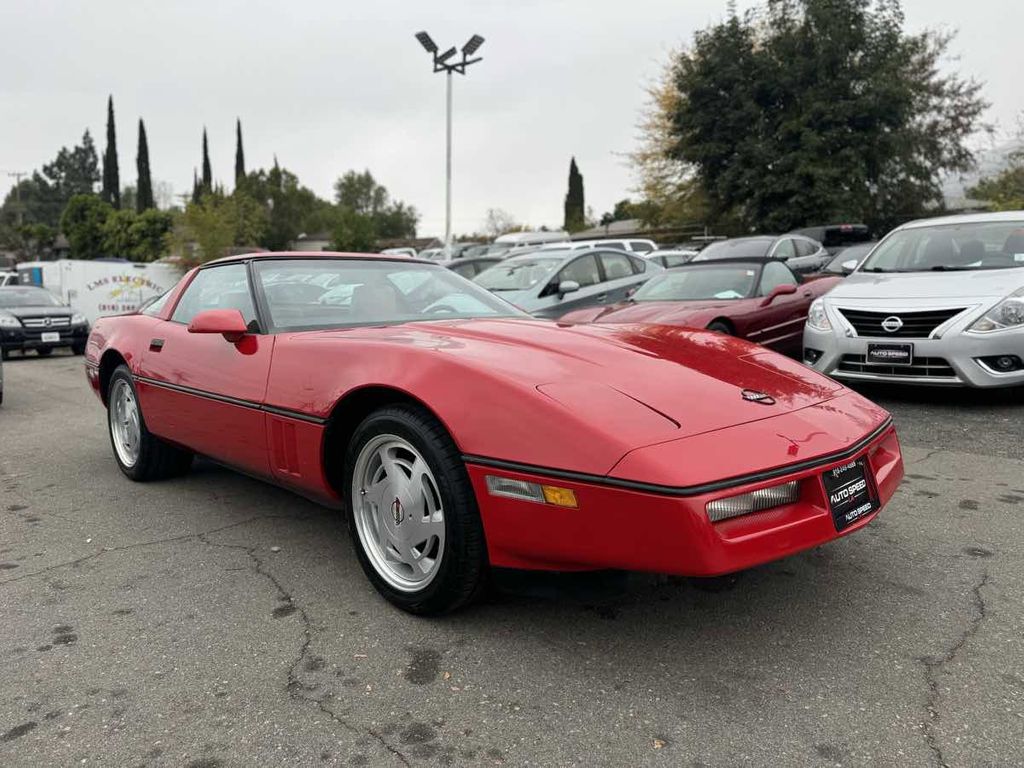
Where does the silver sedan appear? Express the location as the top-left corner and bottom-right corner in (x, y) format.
(803, 211), (1024, 387)
(473, 248), (663, 318)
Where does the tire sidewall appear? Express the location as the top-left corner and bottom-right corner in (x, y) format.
(343, 408), (485, 614)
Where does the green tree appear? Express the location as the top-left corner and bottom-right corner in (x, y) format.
(332, 170), (418, 241)
(101, 95), (121, 208)
(968, 149), (1024, 211)
(237, 164), (326, 250)
(129, 209), (173, 261)
(136, 119), (155, 212)
(170, 194), (234, 266)
(235, 118), (246, 184)
(330, 207), (377, 252)
(201, 128), (213, 193)
(60, 194), (113, 259)
(668, 0), (987, 233)
(563, 157), (585, 232)
(1, 131), (102, 229)
(101, 209), (137, 257)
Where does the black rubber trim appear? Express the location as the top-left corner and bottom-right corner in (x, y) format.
(463, 418), (893, 498)
(133, 375), (327, 425)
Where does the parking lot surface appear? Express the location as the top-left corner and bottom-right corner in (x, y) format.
(1, 354), (1022, 767)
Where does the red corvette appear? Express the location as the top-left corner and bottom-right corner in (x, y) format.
(561, 258), (840, 356)
(86, 253), (903, 614)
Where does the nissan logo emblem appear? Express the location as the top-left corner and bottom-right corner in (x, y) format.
(881, 316), (903, 333)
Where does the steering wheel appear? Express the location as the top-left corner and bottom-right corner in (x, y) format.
(424, 303), (459, 315)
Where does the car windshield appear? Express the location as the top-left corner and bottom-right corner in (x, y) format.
(692, 237), (774, 261)
(253, 259), (524, 331)
(860, 221), (1024, 272)
(633, 266), (758, 301)
(824, 243), (876, 273)
(474, 254), (565, 291)
(0, 287), (63, 308)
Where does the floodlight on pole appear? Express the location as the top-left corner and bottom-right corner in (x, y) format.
(413, 30), (485, 255)
(415, 31), (437, 54)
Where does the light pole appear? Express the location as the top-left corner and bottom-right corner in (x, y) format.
(414, 31), (485, 255)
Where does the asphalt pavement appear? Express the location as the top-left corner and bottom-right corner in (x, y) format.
(1, 353), (1022, 767)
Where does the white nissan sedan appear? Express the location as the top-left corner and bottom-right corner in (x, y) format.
(802, 211), (1024, 388)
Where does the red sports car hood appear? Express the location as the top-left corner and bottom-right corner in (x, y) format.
(321, 318), (845, 445)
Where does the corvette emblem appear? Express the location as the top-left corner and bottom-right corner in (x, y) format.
(881, 316), (903, 333)
(391, 497), (405, 525)
(741, 389), (775, 405)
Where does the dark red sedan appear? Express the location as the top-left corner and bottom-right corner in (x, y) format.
(560, 258), (840, 356)
(85, 253), (900, 614)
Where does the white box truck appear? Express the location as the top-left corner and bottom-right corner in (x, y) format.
(16, 259), (183, 324)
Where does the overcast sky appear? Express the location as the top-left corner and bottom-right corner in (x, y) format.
(1, 0), (1021, 238)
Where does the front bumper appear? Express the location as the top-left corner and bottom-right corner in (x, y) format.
(467, 424), (903, 576)
(803, 309), (1024, 388)
(1, 326), (89, 353)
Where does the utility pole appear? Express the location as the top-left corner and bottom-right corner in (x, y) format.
(6, 171), (27, 226)
(414, 32), (485, 256)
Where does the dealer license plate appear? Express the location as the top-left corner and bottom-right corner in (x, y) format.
(822, 458), (877, 531)
(40, 332), (60, 343)
(866, 342), (913, 365)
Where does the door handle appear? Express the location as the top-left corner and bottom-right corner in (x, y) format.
(149, 338), (164, 352)
(596, 293), (607, 302)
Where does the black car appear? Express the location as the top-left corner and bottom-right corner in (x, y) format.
(0, 286), (90, 359)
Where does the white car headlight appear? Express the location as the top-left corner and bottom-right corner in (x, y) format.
(71, 312), (88, 325)
(0, 313), (20, 328)
(807, 299), (832, 331)
(968, 287), (1024, 333)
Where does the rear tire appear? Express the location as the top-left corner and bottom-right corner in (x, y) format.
(107, 365), (193, 481)
(706, 321), (733, 335)
(343, 404), (487, 615)
(72, 343), (86, 355)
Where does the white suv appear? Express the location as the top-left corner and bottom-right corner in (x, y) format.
(540, 238), (658, 254)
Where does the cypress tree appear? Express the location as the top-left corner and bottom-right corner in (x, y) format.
(563, 157), (585, 232)
(235, 118), (246, 184)
(192, 168), (201, 204)
(136, 119), (154, 212)
(201, 128), (212, 192)
(102, 95), (121, 208)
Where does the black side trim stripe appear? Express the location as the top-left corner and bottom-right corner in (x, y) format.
(133, 375), (326, 425)
(462, 418), (893, 498)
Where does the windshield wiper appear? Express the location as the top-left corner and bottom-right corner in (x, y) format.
(929, 265), (975, 271)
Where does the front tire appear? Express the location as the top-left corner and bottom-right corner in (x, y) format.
(706, 321), (733, 335)
(107, 365), (193, 481)
(344, 405), (487, 615)
(36, 347), (53, 357)
(72, 342), (86, 355)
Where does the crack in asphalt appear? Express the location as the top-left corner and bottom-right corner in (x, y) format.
(0, 515), (297, 588)
(909, 448), (943, 466)
(919, 569), (990, 768)
(198, 534), (411, 767)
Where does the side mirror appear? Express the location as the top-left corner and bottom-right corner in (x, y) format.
(558, 280), (581, 297)
(187, 309), (248, 343)
(841, 259), (859, 274)
(760, 283), (798, 307)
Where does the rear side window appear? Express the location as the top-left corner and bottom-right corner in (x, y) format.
(598, 251), (634, 281)
(794, 239), (818, 257)
(171, 264), (257, 327)
(555, 254), (601, 287)
(629, 255), (647, 273)
(772, 238), (796, 259)
(630, 240), (654, 253)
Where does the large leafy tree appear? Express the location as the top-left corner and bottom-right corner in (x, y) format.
(101, 96), (120, 208)
(668, 0), (987, 233)
(136, 119), (155, 212)
(332, 170), (418, 245)
(563, 158), (585, 232)
(968, 142), (1024, 211)
(60, 194), (112, 259)
(237, 164), (327, 250)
